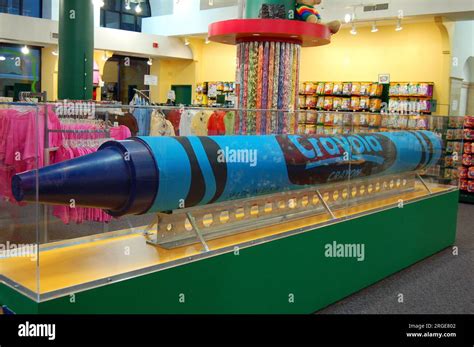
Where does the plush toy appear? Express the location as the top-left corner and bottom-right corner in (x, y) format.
(295, 0), (341, 34)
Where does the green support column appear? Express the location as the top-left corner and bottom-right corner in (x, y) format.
(58, 0), (94, 100)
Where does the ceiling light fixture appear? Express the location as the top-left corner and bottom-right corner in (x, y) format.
(21, 45), (30, 55)
(147, 58), (153, 66)
(184, 38), (190, 46)
(125, 0), (131, 10)
(205, 37), (210, 44)
(395, 18), (403, 31)
(102, 51), (108, 61)
(371, 21), (378, 33)
(92, 0), (104, 7)
(344, 13), (351, 24)
(350, 23), (357, 35)
(135, 2), (142, 14)
(208, 0), (214, 6)
(52, 50), (59, 56)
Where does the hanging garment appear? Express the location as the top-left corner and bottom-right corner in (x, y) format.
(191, 110), (211, 136)
(224, 111), (236, 135)
(179, 110), (197, 136)
(150, 110), (175, 137)
(207, 111), (226, 136)
(163, 109), (183, 136)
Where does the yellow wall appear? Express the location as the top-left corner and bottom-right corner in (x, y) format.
(41, 47), (58, 101)
(172, 20), (451, 114)
(198, 41), (237, 82)
(41, 20), (451, 113)
(150, 58), (197, 103)
(41, 49), (113, 101)
(301, 21), (451, 114)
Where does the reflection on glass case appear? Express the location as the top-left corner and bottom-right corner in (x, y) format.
(0, 102), (462, 307)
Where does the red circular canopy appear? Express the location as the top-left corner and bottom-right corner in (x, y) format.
(208, 19), (331, 47)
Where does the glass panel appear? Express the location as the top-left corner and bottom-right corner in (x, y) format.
(104, 10), (120, 29)
(0, 102), (459, 302)
(0, 44), (41, 99)
(103, 0), (121, 11)
(0, 102), (41, 302)
(121, 13), (136, 31)
(0, 0), (20, 15)
(21, 0), (41, 17)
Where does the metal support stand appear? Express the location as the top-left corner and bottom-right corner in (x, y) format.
(416, 174), (433, 195)
(316, 190), (337, 220)
(186, 212), (210, 253)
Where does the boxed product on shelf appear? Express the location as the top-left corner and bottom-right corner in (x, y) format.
(316, 96), (324, 109)
(306, 112), (317, 124)
(342, 82), (352, 95)
(464, 115), (474, 128)
(464, 142), (473, 154)
(324, 97), (334, 110)
(464, 128), (474, 140)
(316, 82), (325, 95)
(333, 82), (343, 95)
(324, 82), (334, 95)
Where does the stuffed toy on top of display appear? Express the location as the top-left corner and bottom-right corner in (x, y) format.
(295, 0), (341, 34)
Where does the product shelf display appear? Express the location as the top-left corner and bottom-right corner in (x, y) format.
(195, 82), (236, 107)
(388, 82), (434, 114)
(299, 81), (384, 112)
(0, 101), (461, 314)
(460, 115), (474, 203)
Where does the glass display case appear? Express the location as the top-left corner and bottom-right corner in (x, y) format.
(0, 102), (462, 310)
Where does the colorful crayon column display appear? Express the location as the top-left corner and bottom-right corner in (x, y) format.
(236, 41), (300, 134)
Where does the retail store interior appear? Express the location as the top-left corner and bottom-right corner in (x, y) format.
(0, 0), (473, 315)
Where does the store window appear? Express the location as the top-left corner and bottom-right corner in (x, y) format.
(0, 0), (41, 18)
(0, 44), (41, 100)
(100, 0), (151, 32)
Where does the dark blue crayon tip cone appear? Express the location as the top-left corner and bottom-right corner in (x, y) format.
(12, 139), (158, 217)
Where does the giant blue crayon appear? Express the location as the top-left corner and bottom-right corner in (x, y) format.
(12, 131), (442, 217)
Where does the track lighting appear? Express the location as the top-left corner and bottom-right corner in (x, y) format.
(350, 23), (357, 35)
(21, 45), (30, 55)
(344, 13), (351, 23)
(371, 22), (378, 33)
(135, 3), (142, 13)
(395, 18), (403, 31)
(147, 58), (153, 66)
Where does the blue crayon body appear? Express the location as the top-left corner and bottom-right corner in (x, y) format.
(12, 131), (443, 217)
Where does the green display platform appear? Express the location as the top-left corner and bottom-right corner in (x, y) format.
(0, 191), (459, 314)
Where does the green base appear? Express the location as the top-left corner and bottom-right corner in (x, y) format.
(0, 192), (459, 314)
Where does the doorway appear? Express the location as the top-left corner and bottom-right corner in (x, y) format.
(171, 85), (192, 105)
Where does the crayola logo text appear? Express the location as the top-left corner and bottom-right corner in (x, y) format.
(276, 134), (397, 186)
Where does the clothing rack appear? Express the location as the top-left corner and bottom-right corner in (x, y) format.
(40, 103), (111, 243)
(19, 91), (48, 102)
(133, 89), (152, 103)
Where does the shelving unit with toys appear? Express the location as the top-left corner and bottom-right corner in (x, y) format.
(460, 115), (474, 203)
